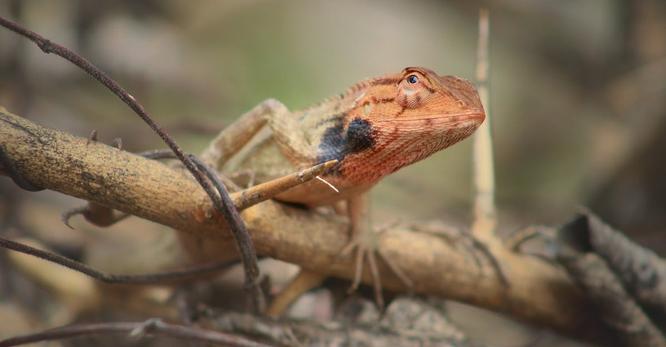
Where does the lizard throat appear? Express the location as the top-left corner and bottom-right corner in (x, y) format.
(322, 120), (480, 186)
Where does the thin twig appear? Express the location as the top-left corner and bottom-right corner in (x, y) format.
(133, 149), (339, 211)
(187, 154), (265, 311)
(0, 318), (273, 347)
(234, 160), (338, 210)
(471, 8), (497, 239)
(0, 236), (235, 284)
(0, 15), (263, 311)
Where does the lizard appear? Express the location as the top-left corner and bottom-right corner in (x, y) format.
(198, 66), (486, 313)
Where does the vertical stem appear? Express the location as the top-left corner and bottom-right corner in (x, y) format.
(472, 8), (497, 239)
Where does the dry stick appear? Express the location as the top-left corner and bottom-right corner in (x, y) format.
(0, 237), (236, 284)
(468, 10), (508, 287)
(0, 16), (263, 311)
(131, 149), (340, 210)
(472, 8), (497, 240)
(0, 318), (273, 347)
(234, 160), (339, 210)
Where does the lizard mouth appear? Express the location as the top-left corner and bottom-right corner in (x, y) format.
(400, 110), (485, 125)
(443, 110), (486, 121)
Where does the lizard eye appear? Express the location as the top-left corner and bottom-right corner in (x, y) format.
(397, 72), (431, 108)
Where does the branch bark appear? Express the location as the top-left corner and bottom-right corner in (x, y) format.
(0, 107), (612, 344)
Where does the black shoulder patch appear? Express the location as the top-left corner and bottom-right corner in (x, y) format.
(316, 117), (375, 175)
(317, 118), (346, 164)
(346, 118), (375, 153)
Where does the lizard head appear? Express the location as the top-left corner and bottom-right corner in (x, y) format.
(334, 67), (485, 182)
(371, 66), (485, 141)
(313, 67), (485, 187)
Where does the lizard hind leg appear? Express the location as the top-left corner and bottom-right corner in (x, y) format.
(266, 269), (327, 317)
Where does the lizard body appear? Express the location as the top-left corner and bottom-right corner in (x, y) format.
(201, 67), (485, 311)
(213, 67), (485, 205)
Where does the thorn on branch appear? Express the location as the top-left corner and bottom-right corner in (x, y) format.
(112, 137), (123, 150)
(87, 129), (98, 145)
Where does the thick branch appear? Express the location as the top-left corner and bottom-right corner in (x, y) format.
(0, 108), (611, 343)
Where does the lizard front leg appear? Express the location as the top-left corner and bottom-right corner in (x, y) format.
(201, 98), (288, 170)
(341, 193), (413, 309)
(267, 193), (413, 316)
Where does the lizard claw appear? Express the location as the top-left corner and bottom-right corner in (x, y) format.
(111, 137), (123, 150)
(61, 205), (88, 229)
(61, 204), (130, 228)
(339, 226), (413, 310)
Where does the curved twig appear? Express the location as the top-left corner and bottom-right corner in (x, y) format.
(0, 15), (263, 311)
(0, 236), (235, 284)
(0, 318), (273, 347)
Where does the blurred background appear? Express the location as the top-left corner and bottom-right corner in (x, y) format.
(0, 1), (664, 346)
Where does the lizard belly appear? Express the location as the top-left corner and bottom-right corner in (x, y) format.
(275, 178), (373, 206)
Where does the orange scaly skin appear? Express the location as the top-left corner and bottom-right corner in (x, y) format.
(269, 67), (485, 205)
(206, 67), (485, 312)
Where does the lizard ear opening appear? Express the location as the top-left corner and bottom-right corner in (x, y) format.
(397, 71), (433, 109)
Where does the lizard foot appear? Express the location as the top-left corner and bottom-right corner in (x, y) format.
(61, 204), (130, 229)
(339, 223), (413, 309)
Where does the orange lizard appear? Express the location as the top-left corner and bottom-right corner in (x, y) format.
(200, 66), (486, 313)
